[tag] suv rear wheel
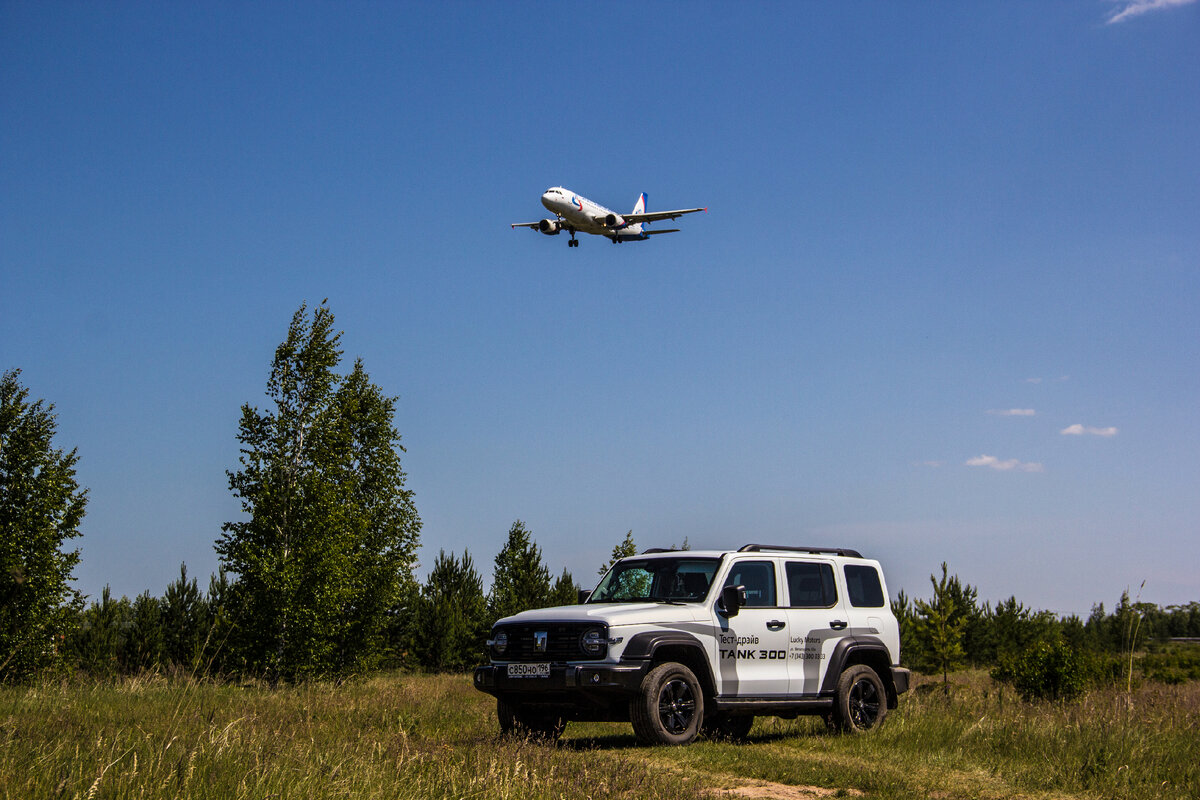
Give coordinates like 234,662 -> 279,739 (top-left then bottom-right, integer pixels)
832,664 -> 887,733
630,662 -> 704,745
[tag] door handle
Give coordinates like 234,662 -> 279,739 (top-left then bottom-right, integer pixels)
829,620 -> 848,630
766,619 -> 786,631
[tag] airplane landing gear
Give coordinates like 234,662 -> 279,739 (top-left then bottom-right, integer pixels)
568,230 -> 578,247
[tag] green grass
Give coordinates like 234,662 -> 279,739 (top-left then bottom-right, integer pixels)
1,671 -> 1196,799
639,672 -> 1200,799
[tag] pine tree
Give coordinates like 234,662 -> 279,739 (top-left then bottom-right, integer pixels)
891,589 -> 917,666
488,520 -> 551,622
201,568 -> 234,675
161,563 -> 205,670
414,550 -> 486,671
599,530 -> 638,576
124,591 -> 164,672
0,369 -> 87,682
912,563 -> 968,693
548,567 -> 580,607
67,586 -> 128,676
217,303 -> 421,680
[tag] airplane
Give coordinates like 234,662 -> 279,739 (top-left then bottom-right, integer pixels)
512,187 -> 706,247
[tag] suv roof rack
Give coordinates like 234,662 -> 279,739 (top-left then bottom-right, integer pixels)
738,544 -> 864,558
640,547 -> 677,554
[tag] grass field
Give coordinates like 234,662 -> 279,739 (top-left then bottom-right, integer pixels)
2,670 -> 1197,800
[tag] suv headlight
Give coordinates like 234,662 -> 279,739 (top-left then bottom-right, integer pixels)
489,631 -> 508,655
580,627 -> 606,656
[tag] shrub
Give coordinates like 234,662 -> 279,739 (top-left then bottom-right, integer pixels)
992,639 -> 1087,701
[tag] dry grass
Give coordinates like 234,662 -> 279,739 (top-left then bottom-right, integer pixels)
0,673 -> 704,800
1,670 -> 1196,799
623,671 -> 1199,799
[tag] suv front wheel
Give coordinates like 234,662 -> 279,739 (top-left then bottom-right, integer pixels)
630,662 -> 705,745
832,664 -> 887,733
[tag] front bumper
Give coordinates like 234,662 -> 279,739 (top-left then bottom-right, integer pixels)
473,662 -> 647,698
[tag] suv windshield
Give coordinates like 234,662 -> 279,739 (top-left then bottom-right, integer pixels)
590,557 -> 719,603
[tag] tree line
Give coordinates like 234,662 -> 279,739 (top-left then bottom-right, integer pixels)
58,552 -> 1200,685
3,303 -> 1198,687
1,304 -> 599,683
894,563 -> 1200,699
58,526 -> 664,678
61,519 -> 583,677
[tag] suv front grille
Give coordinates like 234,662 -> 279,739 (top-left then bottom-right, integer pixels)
493,622 -> 606,662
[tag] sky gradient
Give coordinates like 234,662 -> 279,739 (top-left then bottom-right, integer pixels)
2,1 -> 1197,617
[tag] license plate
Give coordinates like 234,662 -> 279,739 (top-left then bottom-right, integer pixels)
507,663 -> 550,678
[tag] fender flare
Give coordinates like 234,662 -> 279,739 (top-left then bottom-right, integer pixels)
820,636 -> 900,703
620,631 -> 717,695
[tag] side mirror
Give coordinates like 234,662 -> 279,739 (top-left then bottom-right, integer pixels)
720,584 -> 745,618
577,589 -> 591,605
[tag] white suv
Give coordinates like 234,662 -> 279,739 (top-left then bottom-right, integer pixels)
474,544 -> 910,745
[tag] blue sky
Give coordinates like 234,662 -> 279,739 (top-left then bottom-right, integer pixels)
2,1 -> 1197,617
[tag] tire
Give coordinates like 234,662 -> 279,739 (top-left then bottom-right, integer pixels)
702,713 -> 754,742
630,662 -> 705,746
832,665 -> 887,733
497,698 -> 566,742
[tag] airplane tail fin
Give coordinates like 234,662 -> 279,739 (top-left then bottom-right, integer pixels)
632,192 -> 646,216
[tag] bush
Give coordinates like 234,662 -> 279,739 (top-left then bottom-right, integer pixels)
1142,643 -> 1200,685
992,639 -> 1087,701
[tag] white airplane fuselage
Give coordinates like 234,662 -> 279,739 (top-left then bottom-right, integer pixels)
540,188 -> 648,242
512,186 -> 705,246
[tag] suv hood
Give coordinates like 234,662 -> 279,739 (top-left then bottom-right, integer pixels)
497,602 -> 706,627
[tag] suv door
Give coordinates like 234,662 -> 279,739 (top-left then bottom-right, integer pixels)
782,559 -> 849,695
712,559 -> 790,696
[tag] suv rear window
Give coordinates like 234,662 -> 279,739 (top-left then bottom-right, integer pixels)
844,564 -> 885,607
785,561 -> 837,608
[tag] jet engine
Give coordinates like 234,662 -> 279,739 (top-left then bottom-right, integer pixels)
603,213 -> 626,228
537,219 -> 561,235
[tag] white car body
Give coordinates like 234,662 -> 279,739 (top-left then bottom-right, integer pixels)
475,545 -> 910,745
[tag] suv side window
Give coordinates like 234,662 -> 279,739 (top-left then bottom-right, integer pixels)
844,564 -> 885,607
785,561 -> 837,608
723,560 -> 777,607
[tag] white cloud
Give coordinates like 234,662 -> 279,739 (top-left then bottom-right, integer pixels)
987,408 -> 1036,416
1061,424 -> 1119,437
914,460 -> 944,468
966,454 -> 1045,473
1106,0 -> 1197,24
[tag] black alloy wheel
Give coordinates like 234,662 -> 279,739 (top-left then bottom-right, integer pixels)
833,664 -> 888,733
631,662 -> 705,745
847,673 -> 882,728
658,676 -> 697,735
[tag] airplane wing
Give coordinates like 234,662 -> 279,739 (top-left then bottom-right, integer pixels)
642,228 -> 681,236
622,207 -> 707,224
511,221 -> 542,229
